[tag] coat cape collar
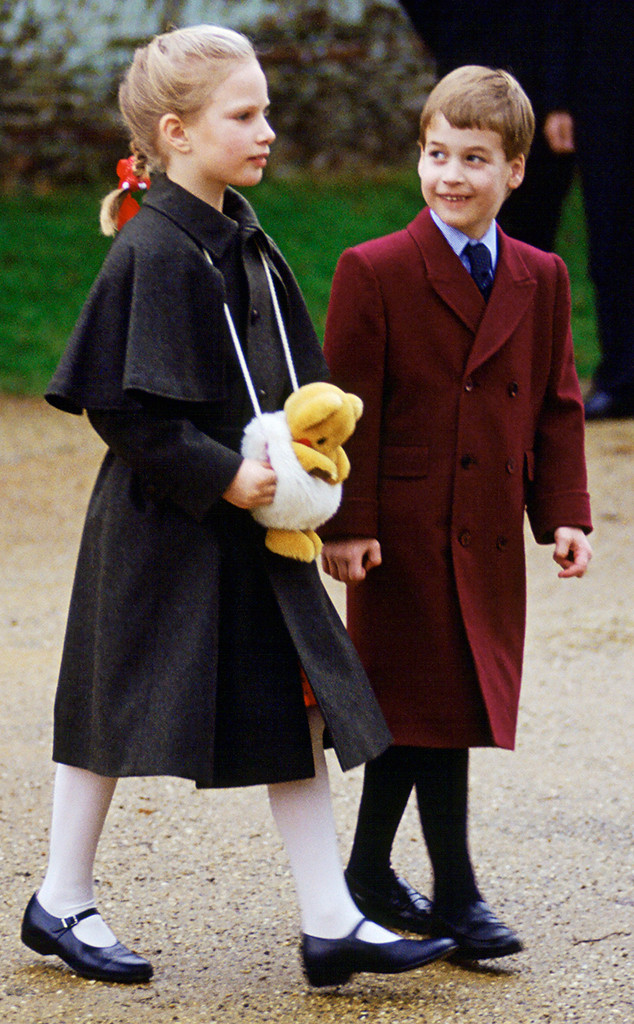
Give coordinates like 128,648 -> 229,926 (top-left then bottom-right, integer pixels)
142,175 -> 267,259
407,207 -> 537,373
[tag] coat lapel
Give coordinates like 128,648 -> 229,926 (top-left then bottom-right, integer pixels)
408,210 -> 484,334
407,211 -> 537,371
465,230 -> 537,375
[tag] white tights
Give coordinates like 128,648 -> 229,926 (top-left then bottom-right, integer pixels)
268,707 -> 396,942
37,765 -> 118,947
36,711 -> 396,947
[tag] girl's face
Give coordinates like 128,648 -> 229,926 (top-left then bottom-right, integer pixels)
164,57 -> 275,209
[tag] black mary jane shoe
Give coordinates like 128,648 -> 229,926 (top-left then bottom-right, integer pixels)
21,893 -> 153,983
301,918 -> 457,987
345,868 -> 434,935
430,900 -> 523,960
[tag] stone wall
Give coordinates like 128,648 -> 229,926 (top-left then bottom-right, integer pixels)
0,1 -> 435,189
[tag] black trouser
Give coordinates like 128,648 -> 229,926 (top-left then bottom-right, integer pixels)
574,87 -> 634,396
498,128 -> 576,253
348,746 -> 481,915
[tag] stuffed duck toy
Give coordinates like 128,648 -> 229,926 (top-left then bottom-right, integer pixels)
241,381 -> 363,562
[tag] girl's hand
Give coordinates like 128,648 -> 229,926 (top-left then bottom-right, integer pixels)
223,459 -> 277,509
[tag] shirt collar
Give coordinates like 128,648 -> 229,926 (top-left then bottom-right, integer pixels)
430,209 -> 498,270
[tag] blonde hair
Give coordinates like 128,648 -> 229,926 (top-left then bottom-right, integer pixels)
419,65 -> 535,161
100,24 -> 256,235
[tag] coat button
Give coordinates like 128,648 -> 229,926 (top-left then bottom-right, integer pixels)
508,380 -> 519,397
460,453 -> 476,469
464,377 -> 474,392
458,530 -> 472,547
251,307 -> 260,322
506,457 -> 517,474
496,535 -> 508,550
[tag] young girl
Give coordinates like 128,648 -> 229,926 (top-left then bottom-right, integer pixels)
20,25 -> 455,988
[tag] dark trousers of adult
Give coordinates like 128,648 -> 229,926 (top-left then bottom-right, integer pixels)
574,82 -> 634,399
347,746 -> 480,915
498,127 -> 576,253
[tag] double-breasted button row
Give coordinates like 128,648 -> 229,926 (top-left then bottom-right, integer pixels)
457,531 -> 509,551
462,378 -> 519,396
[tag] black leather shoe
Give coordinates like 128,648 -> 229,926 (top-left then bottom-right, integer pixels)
584,389 -> 634,420
345,869 -> 434,935
430,900 -> 523,960
21,893 -> 153,983
301,918 -> 457,987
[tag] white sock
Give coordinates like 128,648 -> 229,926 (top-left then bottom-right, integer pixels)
268,707 -> 398,943
37,764 -> 119,948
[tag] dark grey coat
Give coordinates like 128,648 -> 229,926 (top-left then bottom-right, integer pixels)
46,178 -> 391,788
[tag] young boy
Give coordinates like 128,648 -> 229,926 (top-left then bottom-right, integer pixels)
321,66 -> 593,960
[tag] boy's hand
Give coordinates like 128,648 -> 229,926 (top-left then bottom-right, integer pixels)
321,538 -> 382,583
223,458 -> 277,509
553,526 -> 593,578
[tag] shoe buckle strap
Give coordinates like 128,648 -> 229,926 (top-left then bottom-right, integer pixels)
60,907 -> 98,930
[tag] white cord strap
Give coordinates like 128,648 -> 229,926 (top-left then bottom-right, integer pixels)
204,247 -> 298,421
258,251 -> 300,392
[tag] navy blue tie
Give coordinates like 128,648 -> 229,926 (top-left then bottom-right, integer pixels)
465,242 -> 493,299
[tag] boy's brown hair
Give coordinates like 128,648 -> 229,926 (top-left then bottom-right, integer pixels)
419,65 -> 535,160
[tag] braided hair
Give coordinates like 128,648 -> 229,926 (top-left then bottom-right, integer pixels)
100,24 -> 255,235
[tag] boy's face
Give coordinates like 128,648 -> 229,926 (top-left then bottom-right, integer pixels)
418,113 -> 525,240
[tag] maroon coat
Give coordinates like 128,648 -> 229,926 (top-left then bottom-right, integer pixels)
323,208 -> 592,750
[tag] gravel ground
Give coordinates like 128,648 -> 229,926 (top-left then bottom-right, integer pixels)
0,395 -> 631,1024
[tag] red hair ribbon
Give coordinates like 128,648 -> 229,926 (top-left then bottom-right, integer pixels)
116,156 -> 150,230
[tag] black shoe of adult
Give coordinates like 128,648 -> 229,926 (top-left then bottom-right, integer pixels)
301,918 -> 457,987
345,869 -> 434,935
584,389 -> 634,420
430,900 -> 523,960
21,894 -> 153,983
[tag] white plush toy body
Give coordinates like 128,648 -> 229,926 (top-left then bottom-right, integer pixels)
240,382 -> 363,562
242,412 -> 342,530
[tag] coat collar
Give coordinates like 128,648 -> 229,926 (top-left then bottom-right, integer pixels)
407,208 -> 537,373
142,175 -> 267,259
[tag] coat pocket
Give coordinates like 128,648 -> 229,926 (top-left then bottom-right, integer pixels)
379,444 -> 429,479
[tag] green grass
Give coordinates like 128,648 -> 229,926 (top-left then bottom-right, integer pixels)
552,176 -> 597,378
0,173 -> 597,395
253,172 -> 425,336
0,190 -> 112,394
